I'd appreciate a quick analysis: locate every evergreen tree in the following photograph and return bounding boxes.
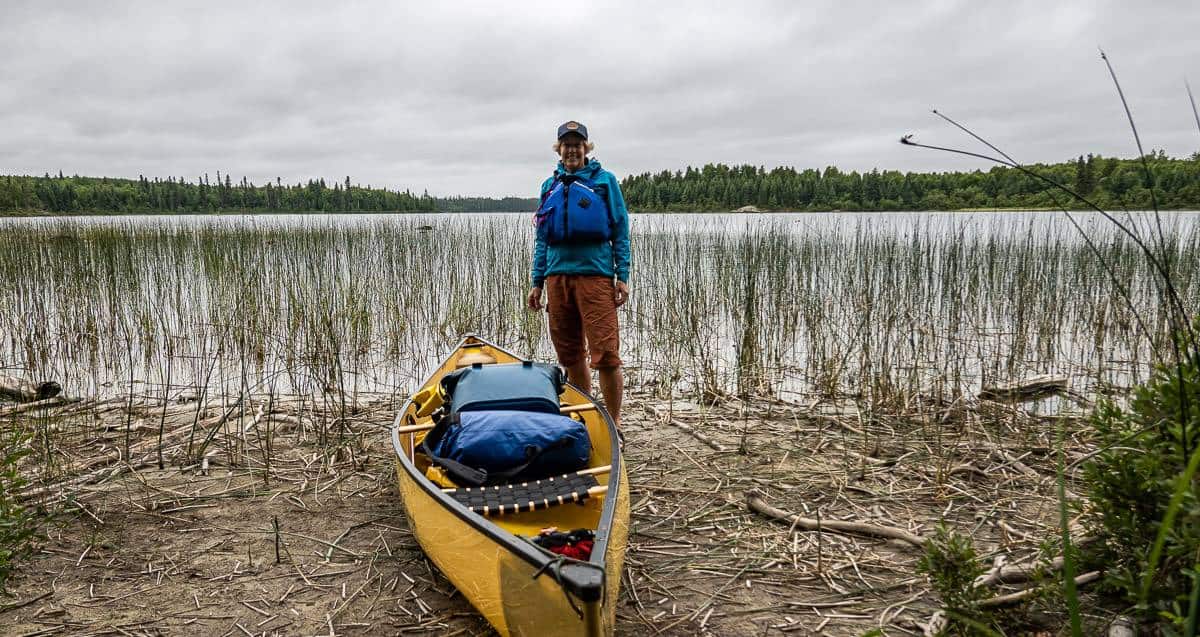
[619,154,1200,212]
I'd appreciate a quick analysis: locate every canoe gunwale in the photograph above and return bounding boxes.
[390,333,623,605]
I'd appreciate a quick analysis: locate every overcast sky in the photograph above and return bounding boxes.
[2,1,1198,197]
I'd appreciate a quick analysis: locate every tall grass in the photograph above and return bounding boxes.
[0,421,38,592]
[0,212,1194,405]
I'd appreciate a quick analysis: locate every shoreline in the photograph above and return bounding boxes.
[2,385,1096,635]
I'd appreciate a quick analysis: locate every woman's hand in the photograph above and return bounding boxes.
[527,287,544,311]
[614,281,629,307]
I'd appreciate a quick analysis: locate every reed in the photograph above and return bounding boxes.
[0,210,1193,500]
[0,213,1192,403]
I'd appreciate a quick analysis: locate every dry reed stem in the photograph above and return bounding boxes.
[0,381,1103,635]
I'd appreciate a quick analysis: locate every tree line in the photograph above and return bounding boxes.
[6,152,1200,215]
[0,173,438,214]
[619,152,1200,211]
[436,196,539,212]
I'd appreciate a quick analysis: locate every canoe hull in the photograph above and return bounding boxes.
[391,335,627,637]
[395,460,628,636]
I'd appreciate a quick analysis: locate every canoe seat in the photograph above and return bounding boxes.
[446,472,601,516]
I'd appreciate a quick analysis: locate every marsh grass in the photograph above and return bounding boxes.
[0,213,1194,405]
[0,211,1195,504]
[0,420,39,593]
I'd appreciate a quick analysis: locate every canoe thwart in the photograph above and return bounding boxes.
[396,402,597,434]
[444,472,605,516]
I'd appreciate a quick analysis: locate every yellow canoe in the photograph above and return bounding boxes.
[391,334,629,636]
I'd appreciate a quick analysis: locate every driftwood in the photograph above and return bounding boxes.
[0,396,75,418]
[645,404,727,452]
[0,374,61,403]
[924,569,1102,633]
[979,374,1069,403]
[978,570,1101,607]
[973,536,1096,589]
[976,555,1060,588]
[744,491,926,548]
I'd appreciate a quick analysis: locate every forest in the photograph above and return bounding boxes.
[435,196,540,212]
[4,152,1200,215]
[0,173,437,215]
[620,152,1200,211]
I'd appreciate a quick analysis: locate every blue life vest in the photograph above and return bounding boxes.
[535,174,614,245]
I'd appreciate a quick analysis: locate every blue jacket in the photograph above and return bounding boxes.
[531,158,631,287]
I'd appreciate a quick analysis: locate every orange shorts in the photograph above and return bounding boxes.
[544,275,622,369]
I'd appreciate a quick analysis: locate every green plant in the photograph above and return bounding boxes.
[917,523,994,635]
[0,422,39,593]
[1082,347,1200,628]
[900,48,1200,633]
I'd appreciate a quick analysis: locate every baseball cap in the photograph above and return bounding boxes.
[556,120,588,140]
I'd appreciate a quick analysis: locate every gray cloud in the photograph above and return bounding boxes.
[1,0,1198,197]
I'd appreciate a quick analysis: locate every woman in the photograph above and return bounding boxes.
[527,120,631,426]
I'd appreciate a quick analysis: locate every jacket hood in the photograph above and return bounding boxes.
[554,158,604,180]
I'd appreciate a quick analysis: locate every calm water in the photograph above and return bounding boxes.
[6,209,1199,238]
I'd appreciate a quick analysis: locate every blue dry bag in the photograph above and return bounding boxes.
[440,361,564,415]
[535,174,613,245]
[421,411,592,486]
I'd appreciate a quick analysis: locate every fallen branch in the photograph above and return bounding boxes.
[0,590,51,614]
[0,395,76,417]
[0,374,60,403]
[974,536,1096,588]
[645,405,727,452]
[922,569,1102,634]
[975,555,1057,588]
[744,491,926,548]
[978,570,1100,607]
[979,375,1067,402]
[978,374,1091,408]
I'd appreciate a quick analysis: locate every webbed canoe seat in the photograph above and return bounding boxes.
[443,470,606,516]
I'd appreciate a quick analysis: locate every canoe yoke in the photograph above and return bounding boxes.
[445,472,601,516]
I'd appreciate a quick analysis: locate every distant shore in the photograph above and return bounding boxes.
[5,207,1200,219]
